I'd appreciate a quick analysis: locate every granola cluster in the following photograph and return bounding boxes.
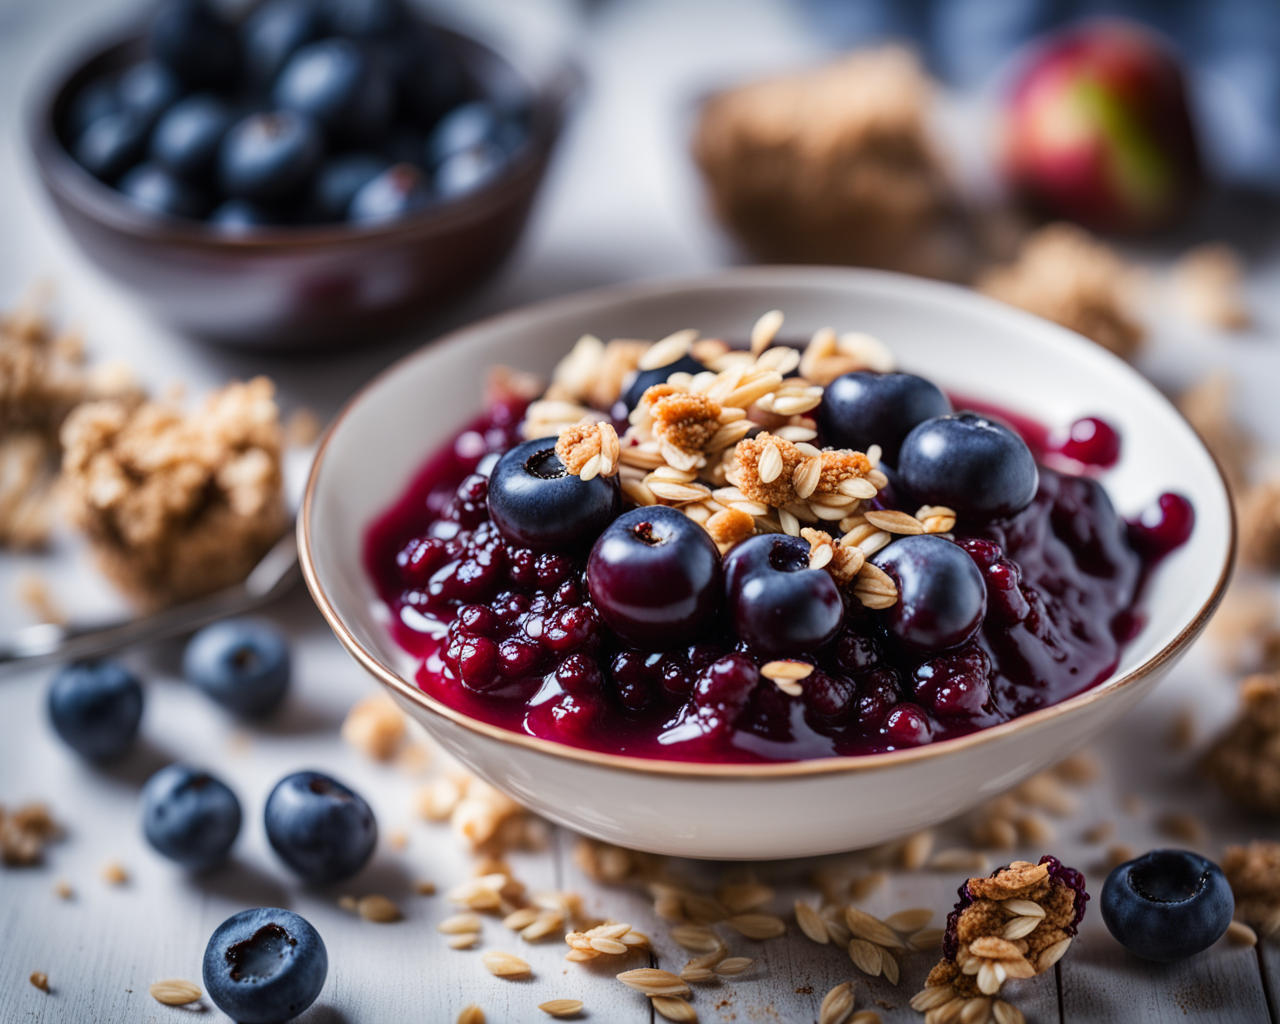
[912,858,1085,1021]
[1201,673,1280,816]
[1222,841,1280,931]
[60,377,287,610]
[1,803,61,867]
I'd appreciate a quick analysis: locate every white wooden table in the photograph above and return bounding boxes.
[2,1,1279,1021]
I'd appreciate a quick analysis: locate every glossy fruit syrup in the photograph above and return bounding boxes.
[364,404,1191,764]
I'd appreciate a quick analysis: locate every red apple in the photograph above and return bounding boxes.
[1003,19,1201,233]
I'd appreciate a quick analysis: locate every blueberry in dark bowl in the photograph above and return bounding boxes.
[374,26,468,129]
[310,152,389,220]
[819,371,951,465]
[322,0,409,38]
[150,94,234,180]
[873,534,987,652]
[151,0,239,90]
[47,660,144,760]
[74,110,150,181]
[118,163,211,219]
[1101,849,1234,961]
[141,764,241,870]
[183,618,291,717]
[203,907,327,1024]
[486,438,620,551]
[621,353,706,412]
[219,111,323,202]
[587,506,723,648]
[210,198,282,231]
[723,534,843,658]
[117,60,184,127]
[274,39,393,147]
[68,77,120,140]
[243,0,324,91]
[898,411,1039,521]
[427,101,501,165]
[264,771,376,884]
[434,144,507,200]
[348,163,431,222]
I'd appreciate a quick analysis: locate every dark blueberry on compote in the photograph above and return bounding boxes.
[587,506,722,648]
[855,666,903,729]
[880,702,932,747]
[873,535,987,652]
[834,629,882,674]
[688,653,760,738]
[819,371,951,464]
[898,412,1039,520]
[1056,416,1121,468]
[621,353,706,411]
[1101,849,1233,961]
[802,670,858,726]
[486,438,620,551]
[723,534,843,658]
[913,644,994,719]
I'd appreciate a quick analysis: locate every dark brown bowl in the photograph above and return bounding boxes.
[27,26,573,349]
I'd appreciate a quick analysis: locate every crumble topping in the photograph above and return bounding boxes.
[978,223,1144,360]
[1172,243,1251,331]
[1177,372,1253,495]
[1222,842,1280,931]
[1,803,61,867]
[555,422,621,480]
[732,432,808,507]
[1201,673,1280,816]
[1238,480,1280,571]
[60,377,286,610]
[649,392,724,457]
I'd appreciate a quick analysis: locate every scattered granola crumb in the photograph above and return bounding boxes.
[357,894,402,923]
[457,1004,486,1024]
[1173,243,1251,331]
[100,860,128,885]
[1167,707,1195,751]
[1202,673,1280,816]
[1222,841,1280,930]
[978,222,1144,360]
[284,406,322,447]
[341,692,407,761]
[149,979,202,1005]
[415,880,437,896]
[30,971,49,992]
[1,803,62,866]
[16,571,65,624]
[1206,583,1280,671]
[1105,844,1136,871]
[1178,372,1254,495]
[1082,822,1114,845]
[1155,812,1204,843]
[53,879,73,899]
[1227,920,1259,947]
[1239,479,1280,570]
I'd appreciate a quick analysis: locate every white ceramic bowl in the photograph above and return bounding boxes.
[300,267,1232,860]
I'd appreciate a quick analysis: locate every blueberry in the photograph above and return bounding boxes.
[486,437,621,551]
[150,94,234,180]
[274,39,393,147]
[117,61,184,126]
[210,198,282,231]
[47,661,143,760]
[722,534,843,657]
[183,618,291,717]
[1101,849,1234,961]
[203,908,327,1024]
[219,111,323,202]
[873,535,987,652]
[74,110,150,181]
[141,764,241,869]
[426,101,500,164]
[243,0,324,91]
[309,152,388,220]
[898,412,1039,521]
[371,27,468,129]
[621,353,705,412]
[321,0,409,37]
[67,77,120,139]
[347,162,431,222]
[587,506,723,648]
[264,771,376,884]
[150,0,240,90]
[118,163,210,219]
[433,143,507,199]
[819,371,951,465]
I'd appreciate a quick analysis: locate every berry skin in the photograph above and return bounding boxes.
[264,771,377,884]
[183,618,291,717]
[210,199,281,231]
[873,535,987,652]
[723,534,843,658]
[68,77,120,139]
[274,39,393,146]
[621,354,705,412]
[688,653,760,737]
[587,506,723,648]
[819,371,952,464]
[322,0,409,38]
[486,438,620,551]
[310,152,389,220]
[203,907,327,1024]
[150,0,240,90]
[141,764,241,870]
[242,0,324,90]
[427,102,503,165]
[219,111,323,202]
[47,661,143,760]
[117,60,185,126]
[434,143,507,199]
[347,162,431,222]
[1101,849,1234,961]
[118,163,211,219]
[898,412,1039,520]
[75,110,151,182]
[150,93,235,181]
[880,702,932,747]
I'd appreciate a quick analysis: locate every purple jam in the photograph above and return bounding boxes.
[363,401,1190,764]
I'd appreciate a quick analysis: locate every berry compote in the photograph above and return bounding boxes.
[364,395,1190,763]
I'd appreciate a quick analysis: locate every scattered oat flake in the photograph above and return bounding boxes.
[457,1005,485,1024]
[616,968,690,998]
[652,995,698,1023]
[727,912,786,939]
[795,901,829,944]
[910,927,944,951]
[358,894,402,922]
[448,932,481,949]
[338,895,358,912]
[1157,812,1205,842]
[1228,920,1258,947]
[149,979,202,1005]
[901,829,934,870]
[53,879,73,899]
[713,957,754,977]
[848,938,882,976]
[415,880,437,895]
[1082,821,1114,844]
[884,907,932,933]
[538,998,584,1017]
[30,971,49,992]
[101,861,128,885]
[483,951,531,978]
[819,981,855,1024]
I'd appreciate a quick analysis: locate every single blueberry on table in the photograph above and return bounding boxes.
[67,77,120,139]
[274,39,393,146]
[1101,849,1234,961]
[150,93,235,180]
[150,0,240,89]
[264,771,377,884]
[47,660,143,760]
[486,437,621,551]
[347,162,431,222]
[203,907,327,1024]
[243,0,324,91]
[310,152,389,220]
[74,110,150,181]
[117,60,184,126]
[587,506,723,648]
[118,163,211,219]
[898,411,1039,521]
[621,353,705,411]
[141,764,241,870]
[819,371,952,464]
[219,110,323,202]
[873,534,987,652]
[722,534,843,658]
[183,618,291,717]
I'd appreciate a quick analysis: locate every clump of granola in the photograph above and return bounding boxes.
[60,377,286,610]
[978,223,1145,360]
[1238,481,1280,571]
[1222,841,1280,932]
[693,47,960,278]
[1201,674,1280,816]
[911,857,1086,1021]
[554,422,620,481]
[1,803,62,866]
[1172,243,1251,331]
